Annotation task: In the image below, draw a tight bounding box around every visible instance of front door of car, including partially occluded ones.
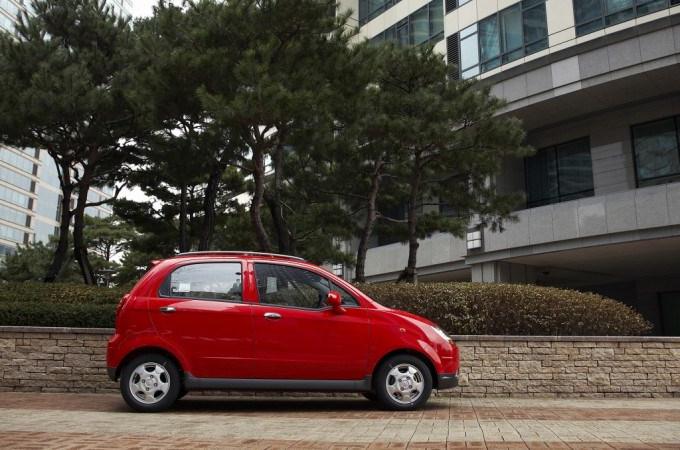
[251,262,370,381]
[149,261,254,379]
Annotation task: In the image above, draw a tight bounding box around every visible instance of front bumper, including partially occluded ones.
[437,373,459,390]
[107,367,117,381]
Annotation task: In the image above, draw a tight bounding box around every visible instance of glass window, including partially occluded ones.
[574,0,673,36]
[410,6,429,45]
[369,1,445,47]
[159,262,243,301]
[430,0,444,38]
[479,15,500,71]
[254,263,358,309]
[359,0,403,25]
[0,204,29,226]
[460,24,479,77]
[0,165,33,191]
[1,147,35,173]
[461,1,547,78]
[632,117,680,187]
[0,223,26,243]
[525,138,594,207]
[0,185,30,208]
[501,5,523,56]
[555,139,595,200]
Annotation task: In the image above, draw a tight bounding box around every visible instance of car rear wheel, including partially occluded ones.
[120,353,180,412]
[374,355,432,411]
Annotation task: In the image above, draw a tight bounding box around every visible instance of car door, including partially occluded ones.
[251,262,370,381]
[149,261,254,379]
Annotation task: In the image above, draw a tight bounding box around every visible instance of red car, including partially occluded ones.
[107,251,459,412]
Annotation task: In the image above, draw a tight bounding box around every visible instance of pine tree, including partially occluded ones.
[0,0,136,283]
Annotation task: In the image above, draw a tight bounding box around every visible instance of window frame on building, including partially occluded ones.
[370,0,444,47]
[524,137,595,208]
[631,115,680,188]
[459,0,548,79]
[573,0,680,37]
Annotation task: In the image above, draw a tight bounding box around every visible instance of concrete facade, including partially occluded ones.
[338,0,680,334]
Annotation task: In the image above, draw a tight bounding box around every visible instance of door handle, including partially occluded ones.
[264,312,281,320]
[160,306,176,313]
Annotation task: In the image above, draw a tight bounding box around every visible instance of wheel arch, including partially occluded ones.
[113,346,185,382]
[372,349,439,389]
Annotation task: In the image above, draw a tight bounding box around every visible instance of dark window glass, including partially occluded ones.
[372,1,445,47]
[160,263,242,301]
[525,138,594,207]
[359,0,403,25]
[254,263,358,309]
[479,14,500,71]
[411,6,430,45]
[632,117,680,186]
[556,139,595,199]
[574,0,672,36]
[430,1,444,38]
[526,147,559,207]
[465,1,547,78]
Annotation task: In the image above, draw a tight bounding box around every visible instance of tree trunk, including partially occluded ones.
[179,183,190,253]
[72,185,96,285]
[198,166,222,251]
[264,143,292,253]
[250,148,272,252]
[355,160,384,283]
[398,169,421,284]
[44,176,73,283]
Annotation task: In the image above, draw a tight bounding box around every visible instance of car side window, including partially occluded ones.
[159,262,242,302]
[254,263,358,309]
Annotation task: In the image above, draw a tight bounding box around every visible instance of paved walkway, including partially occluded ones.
[1,393,680,449]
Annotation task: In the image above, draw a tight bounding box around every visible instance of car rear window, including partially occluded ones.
[159,262,242,302]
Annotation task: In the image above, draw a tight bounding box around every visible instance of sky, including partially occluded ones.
[131,0,155,18]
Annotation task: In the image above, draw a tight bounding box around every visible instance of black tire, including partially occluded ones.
[374,354,432,411]
[362,391,378,402]
[120,353,181,412]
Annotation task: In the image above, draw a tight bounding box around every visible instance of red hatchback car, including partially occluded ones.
[107,251,459,412]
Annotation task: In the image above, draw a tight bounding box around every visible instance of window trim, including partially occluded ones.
[630,114,680,188]
[573,0,674,37]
[252,261,360,311]
[524,136,594,208]
[460,0,547,79]
[157,261,245,304]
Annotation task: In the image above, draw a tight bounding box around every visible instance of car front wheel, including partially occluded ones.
[374,355,432,411]
[120,353,181,412]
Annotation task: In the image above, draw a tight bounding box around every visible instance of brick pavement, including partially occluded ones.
[1,393,680,449]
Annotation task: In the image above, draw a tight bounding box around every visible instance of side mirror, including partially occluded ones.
[326,290,345,313]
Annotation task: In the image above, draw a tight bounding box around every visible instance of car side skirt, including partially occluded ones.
[184,374,373,392]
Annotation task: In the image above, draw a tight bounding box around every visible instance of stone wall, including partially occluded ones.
[454,336,680,398]
[1,326,679,397]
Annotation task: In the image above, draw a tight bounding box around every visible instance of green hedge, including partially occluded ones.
[358,282,652,336]
[0,282,123,328]
[0,281,653,335]
[0,302,116,328]
[0,282,126,305]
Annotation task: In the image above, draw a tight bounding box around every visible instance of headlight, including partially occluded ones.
[431,326,451,342]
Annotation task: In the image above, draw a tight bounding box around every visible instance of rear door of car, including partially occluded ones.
[149,260,254,379]
[250,261,370,381]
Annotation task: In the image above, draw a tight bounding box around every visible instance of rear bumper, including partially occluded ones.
[107,367,117,381]
[437,373,459,390]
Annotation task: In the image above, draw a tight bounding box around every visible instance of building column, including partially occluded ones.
[471,261,537,284]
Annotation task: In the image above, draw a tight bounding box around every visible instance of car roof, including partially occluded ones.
[170,251,306,263]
